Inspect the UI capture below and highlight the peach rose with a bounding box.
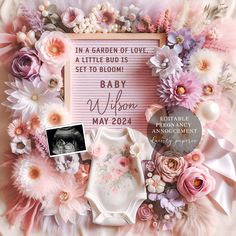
[137,204,154,221]
[155,155,187,183]
[35,31,71,65]
[177,165,216,202]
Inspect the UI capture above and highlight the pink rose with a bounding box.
[137,204,154,221]
[91,143,107,158]
[177,165,216,202]
[35,31,71,65]
[116,156,131,173]
[61,7,85,28]
[155,155,187,183]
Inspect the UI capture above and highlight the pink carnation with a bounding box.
[177,165,216,202]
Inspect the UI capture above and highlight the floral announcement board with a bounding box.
[1,1,236,236]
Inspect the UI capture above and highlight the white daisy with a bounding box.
[10,136,31,155]
[41,103,71,128]
[12,153,58,200]
[3,78,62,121]
[189,49,222,84]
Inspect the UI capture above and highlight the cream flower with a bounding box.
[35,31,71,65]
[10,137,31,155]
[146,174,166,193]
[12,152,58,200]
[90,2,119,33]
[130,143,143,158]
[42,74,63,92]
[41,104,71,128]
[42,175,90,224]
[189,49,222,84]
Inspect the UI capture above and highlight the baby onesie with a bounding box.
[83,127,153,226]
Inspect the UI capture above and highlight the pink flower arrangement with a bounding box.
[42,175,90,224]
[137,203,154,221]
[155,155,187,183]
[35,31,71,66]
[184,149,205,166]
[177,165,216,202]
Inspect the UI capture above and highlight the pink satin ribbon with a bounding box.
[200,129,236,215]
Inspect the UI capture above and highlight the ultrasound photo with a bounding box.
[46,124,86,157]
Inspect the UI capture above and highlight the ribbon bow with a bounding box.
[200,129,236,215]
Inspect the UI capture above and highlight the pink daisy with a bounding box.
[42,175,90,224]
[8,119,29,139]
[158,72,202,110]
[12,152,59,200]
[184,149,205,166]
[27,114,44,135]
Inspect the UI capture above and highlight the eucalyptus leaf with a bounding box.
[55,27,65,32]
[44,23,56,30]
[48,4,57,14]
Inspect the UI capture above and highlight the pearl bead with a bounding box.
[43,0,51,7]
[73,27,79,33]
[27,31,35,40]
[38,5,45,11]
[196,100,220,123]
[17,32,26,42]
[164,214,170,220]
[147,172,153,178]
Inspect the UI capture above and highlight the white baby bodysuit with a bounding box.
[83,127,153,226]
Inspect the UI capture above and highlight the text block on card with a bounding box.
[65,33,166,134]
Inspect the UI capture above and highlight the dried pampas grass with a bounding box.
[173,198,218,236]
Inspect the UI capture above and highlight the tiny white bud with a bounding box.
[44,0,51,7]
[42,10,49,17]
[164,214,170,220]
[38,5,45,11]
[147,172,153,178]
[27,31,35,40]
[17,32,26,42]
[73,26,79,33]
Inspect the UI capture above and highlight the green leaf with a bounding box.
[48,4,57,14]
